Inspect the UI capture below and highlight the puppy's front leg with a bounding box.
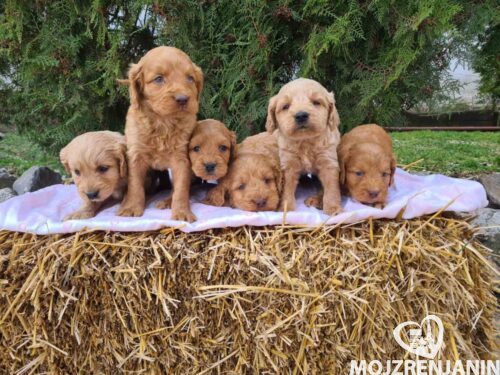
[118,158,148,217]
[65,201,102,220]
[280,168,300,212]
[318,165,342,216]
[165,157,196,222]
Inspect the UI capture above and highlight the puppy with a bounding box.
[338,124,396,208]
[189,119,237,181]
[117,46,203,222]
[266,78,342,215]
[204,132,282,212]
[60,131,127,220]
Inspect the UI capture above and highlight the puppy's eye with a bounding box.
[153,76,165,84]
[97,166,109,173]
[312,100,321,106]
[193,146,201,152]
[282,104,290,111]
[74,169,80,176]
[238,183,246,190]
[187,75,194,83]
[355,171,364,177]
[219,145,228,152]
[264,178,272,184]
[382,172,390,178]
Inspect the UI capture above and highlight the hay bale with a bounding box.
[0,215,497,374]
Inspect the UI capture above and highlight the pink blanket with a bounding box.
[0,169,487,234]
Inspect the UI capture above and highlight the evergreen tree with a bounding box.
[0,0,497,151]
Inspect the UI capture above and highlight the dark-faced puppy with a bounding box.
[60,131,127,220]
[266,78,342,215]
[117,46,203,222]
[338,124,396,208]
[189,119,237,181]
[204,132,282,212]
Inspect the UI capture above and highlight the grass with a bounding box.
[0,132,63,175]
[392,131,500,177]
[0,130,498,177]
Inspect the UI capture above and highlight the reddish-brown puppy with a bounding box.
[266,78,342,215]
[60,131,127,220]
[117,46,203,222]
[338,124,396,208]
[204,132,282,212]
[189,119,237,181]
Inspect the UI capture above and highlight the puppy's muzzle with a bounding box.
[294,111,309,128]
[86,190,99,200]
[174,94,189,107]
[368,190,380,199]
[204,163,216,174]
[254,198,267,209]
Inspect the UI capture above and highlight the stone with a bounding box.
[479,173,500,208]
[0,187,15,203]
[470,208,500,253]
[13,166,62,195]
[0,168,16,189]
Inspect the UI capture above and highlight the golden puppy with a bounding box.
[204,132,282,212]
[117,46,203,222]
[266,78,342,215]
[60,131,127,220]
[189,119,237,181]
[338,124,396,208]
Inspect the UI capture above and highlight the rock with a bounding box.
[0,168,16,189]
[470,208,500,253]
[13,166,62,195]
[479,173,500,208]
[0,187,15,203]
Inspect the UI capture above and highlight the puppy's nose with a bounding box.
[175,94,189,106]
[205,163,216,173]
[368,190,380,199]
[86,191,99,200]
[294,111,309,125]
[254,198,267,209]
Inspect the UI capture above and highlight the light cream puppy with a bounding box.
[60,131,127,220]
[266,78,342,215]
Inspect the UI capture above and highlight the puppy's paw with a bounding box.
[305,194,323,209]
[156,196,172,209]
[323,204,343,216]
[64,210,95,221]
[117,205,145,217]
[203,187,225,207]
[373,202,385,209]
[172,208,197,223]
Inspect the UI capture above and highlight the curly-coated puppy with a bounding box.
[266,78,342,215]
[189,119,237,181]
[60,131,127,220]
[338,124,396,208]
[117,46,203,222]
[204,132,282,212]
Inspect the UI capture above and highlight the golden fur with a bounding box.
[189,119,237,181]
[117,46,203,222]
[204,132,282,212]
[266,78,342,215]
[338,124,396,208]
[60,131,127,220]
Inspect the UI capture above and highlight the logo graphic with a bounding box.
[392,314,444,359]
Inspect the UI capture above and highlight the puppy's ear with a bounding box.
[327,92,340,130]
[193,63,204,101]
[128,63,144,107]
[265,95,278,133]
[115,141,128,179]
[204,181,227,207]
[337,143,348,185]
[389,154,397,186]
[272,161,284,195]
[229,130,238,160]
[59,145,71,175]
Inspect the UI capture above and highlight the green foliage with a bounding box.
[0,0,497,150]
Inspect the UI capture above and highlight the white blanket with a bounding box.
[0,169,487,234]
